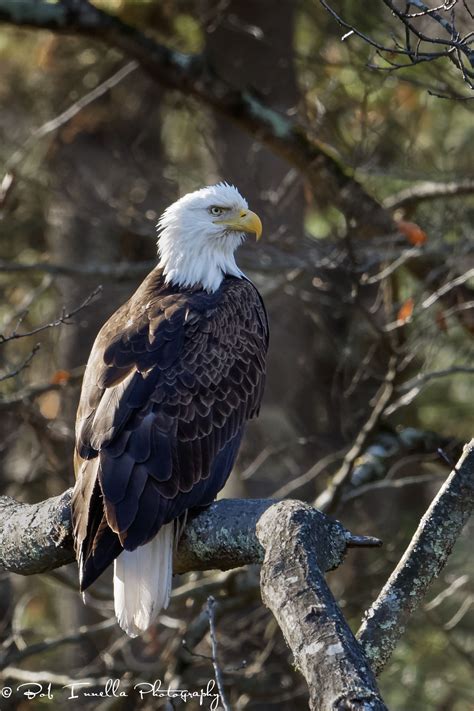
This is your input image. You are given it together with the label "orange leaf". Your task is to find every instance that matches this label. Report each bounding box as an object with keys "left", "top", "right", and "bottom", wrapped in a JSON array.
[
  {"left": 397, "top": 297, "right": 415, "bottom": 324},
  {"left": 50, "top": 369, "right": 70, "bottom": 385},
  {"left": 397, "top": 220, "right": 428, "bottom": 246}
]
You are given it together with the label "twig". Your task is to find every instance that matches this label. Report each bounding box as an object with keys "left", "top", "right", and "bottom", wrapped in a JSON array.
[
  {"left": 6, "top": 62, "right": 138, "bottom": 170},
  {"left": 360, "top": 247, "right": 422, "bottom": 285},
  {"left": 318, "top": 0, "right": 448, "bottom": 60},
  {"left": 384, "top": 178, "right": 474, "bottom": 210},
  {"left": 357, "top": 439, "right": 474, "bottom": 675},
  {"left": 0, "top": 667, "right": 110, "bottom": 688},
  {"left": 443, "top": 593, "right": 473, "bottom": 630},
  {"left": 319, "top": 0, "right": 474, "bottom": 90},
  {"left": 382, "top": 0, "right": 474, "bottom": 68},
  {"left": 0, "top": 344, "right": 40, "bottom": 383},
  {"left": 0, "top": 286, "right": 102, "bottom": 344},
  {"left": 0, "top": 259, "right": 155, "bottom": 280},
  {"left": 0, "top": 172, "right": 14, "bottom": 210},
  {"left": 385, "top": 365, "right": 474, "bottom": 414},
  {"left": 422, "top": 268, "right": 474, "bottom": 309},
  {"left": 272, "top": 449, "right": 345, "bottom": 499},
  {"left": 425, "top": 574, "right": 469, "bottom": 610},
  {"left": 314, "top": 357, "right": 397, "bottom": 512},
  {"left": 0, "top": 619, "right": 115, "bottom": 669},
  {"left": 206, "top": 596, "right": 231, "bottom": 711},
  {"left": 397, "top": 365, "right": 474, "bottom": 393},
  {"left": 341, "top": 472, "right": 445, "bottom": 504}
]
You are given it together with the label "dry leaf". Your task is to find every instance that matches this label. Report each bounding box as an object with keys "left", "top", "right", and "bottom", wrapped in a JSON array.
[
  {"left": 397, "top": 297, "right": 415, "bottom": 324},
  {"left": 50, "top": 369, "right": 71, "bottom": 385},
  {"left": 397, "top": 220, "right": 428, "bottom": 246}
]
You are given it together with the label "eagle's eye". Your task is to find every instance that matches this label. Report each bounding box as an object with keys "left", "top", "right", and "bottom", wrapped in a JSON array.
[{"left": 209, "top": 206, "right": 225, "bottom": 216}]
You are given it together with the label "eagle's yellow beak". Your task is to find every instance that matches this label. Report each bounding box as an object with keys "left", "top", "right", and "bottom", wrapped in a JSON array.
[{"left": 216, "top": 209, "right": 262, "bottom": 240}]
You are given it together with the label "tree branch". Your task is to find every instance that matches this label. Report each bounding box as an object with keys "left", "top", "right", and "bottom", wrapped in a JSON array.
[
  {"left": 314, "top": 356, "right": 397, "bottom": 513},
  {"left": 0, "top": 490, "right": 380, "bottom": 578},
  {"left": 1, "top": 444, "right": 471, "bottom": 702},
  {"left": 257, "top": 500, "right": 387, "bottom": 710},
  {"left": 357, "top": 439, "right": 474, "bottom": 675},
  {"left": 0, "top": 258, "right": 155, "bottom": 281},
  {"left": 0, "top": 285, "right": 102, "bottom": 344},
  {"left": 383, "top": 178, "right": 474, "bottom": 210}
]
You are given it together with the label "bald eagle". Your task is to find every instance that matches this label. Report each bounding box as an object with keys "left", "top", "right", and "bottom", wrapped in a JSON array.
[{"left": 72, "top": 183, "right": 268, "bottom": 637}]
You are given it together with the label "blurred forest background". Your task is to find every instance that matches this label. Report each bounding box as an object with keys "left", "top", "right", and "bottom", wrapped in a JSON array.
[{"left": 0, "top": 1, "right": 473, "bottom": 709}]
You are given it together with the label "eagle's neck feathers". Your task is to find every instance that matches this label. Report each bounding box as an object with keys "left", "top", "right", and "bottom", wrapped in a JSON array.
[{"left": 157, "top": 223, "right": 244, "bottom": 293}]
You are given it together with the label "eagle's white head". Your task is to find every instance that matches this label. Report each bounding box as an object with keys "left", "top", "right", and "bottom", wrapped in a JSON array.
[{"left": 157, "top": 182, "right": 262, "bottom": 293}]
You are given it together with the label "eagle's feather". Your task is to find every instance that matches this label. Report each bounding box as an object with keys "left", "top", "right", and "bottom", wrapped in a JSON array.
[{"left": 71, "top": 267, "right": 268, "bottom": 635}]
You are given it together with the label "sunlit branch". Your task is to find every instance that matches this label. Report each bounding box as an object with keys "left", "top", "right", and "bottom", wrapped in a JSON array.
[
  {"left": 0, "top": 491, "right": 380, "bottom": 577},
  {"left": 257, "top": 500, "right": 388, "bottom": 710},
  {"left": 357, "top": 439, "right": 474, "bottom": 674},
  {"left": 383, "top": 178, "right": 474, "bottom": 210}
]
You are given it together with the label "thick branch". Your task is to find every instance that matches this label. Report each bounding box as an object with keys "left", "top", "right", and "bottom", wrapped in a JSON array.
[
  {"left": 357, "top": 439, "right": 474, "bottom": 675},
  {"left": 0, "top": 490, "right": 379, "bottom": 578},
  {"left": 257, "top": 500, "right": 387, "bottom": 710},
  {"left": 0, "top": 490, "right": 74, "bottom": 575}
]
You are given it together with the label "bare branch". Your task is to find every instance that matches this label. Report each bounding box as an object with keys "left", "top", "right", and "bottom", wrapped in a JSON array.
[
  {"left": 256, "top": 500, "right": 388, "bottom": 710},
  {"left": 0, "top": 343, "right": 40, "bottom": 383},
  {"left": 397, "top": 365, "right": 474, "bottom": 392},
  {"left": 0, "top": 491, "right": 380, "bottom": 578},
  {"left": 357, "top": 439, "right": 474, "bottom": 674},
  {"left": 271, "top": 449, "right": 345, "bottom": 499},
  {"left": 320, "top": 0, "right": 474, "bottom": 90},
  {"left": 6, "top": 62, "right": 138, "bottom": 171},
  {"left": 382, "top": 0, "right": 474, "bottom": 65},
  {"left": 383, "top": 178, "right": 474, "bottom": 210},
  {"left": 0, "top": 619, "right": 115, "bottom": 669},
  {"left": 314, "top": 357, "right": 397, "bottom": 512},
  {"left": 0, "top": 259, "right": 154, "bottom": 280},
  {"left": 206, "top": 597, "right": 231, "bottom": 711},
  {"left": 0, "top": 667, "right": 110, "bottom": 688},
  {"left": 0, "top": 286, "right": 102, "bottom": 345},
  {"left": 0, "top": 171, "right": 15, "bottom": 211},
  {"left": 318, "top": 0, "right": 449, "bottom": 60},
  {"left": 422, "top": 268, "right": 474, "bottom": 309},
  {"left": 342, "top": 472, "right": 445, "bottom": 503}
]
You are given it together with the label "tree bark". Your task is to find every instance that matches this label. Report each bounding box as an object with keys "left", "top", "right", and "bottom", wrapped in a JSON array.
[
  {"left": 0, "top": 492, "right": 380, "bottom": 577},
  {"left": 357, "top": 439, "right": 474, "bottom": 674},
  {"left": 257, "top": 500, "right": 388, "bottom": 710}
]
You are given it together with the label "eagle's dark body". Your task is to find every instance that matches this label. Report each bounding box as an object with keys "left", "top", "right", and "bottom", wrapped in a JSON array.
[{"left": 72, "top": 267, "right": 269, "bottom": 592}]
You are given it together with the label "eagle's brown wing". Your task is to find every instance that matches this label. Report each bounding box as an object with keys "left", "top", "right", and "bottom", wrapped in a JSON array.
[{"left": 72, "top": 269, "right": 268, "bottom": 590}]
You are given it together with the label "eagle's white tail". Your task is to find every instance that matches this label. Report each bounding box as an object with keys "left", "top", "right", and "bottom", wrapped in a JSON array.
[{"left": 113, "top": 523, "right": 174, "bottom": 637}]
